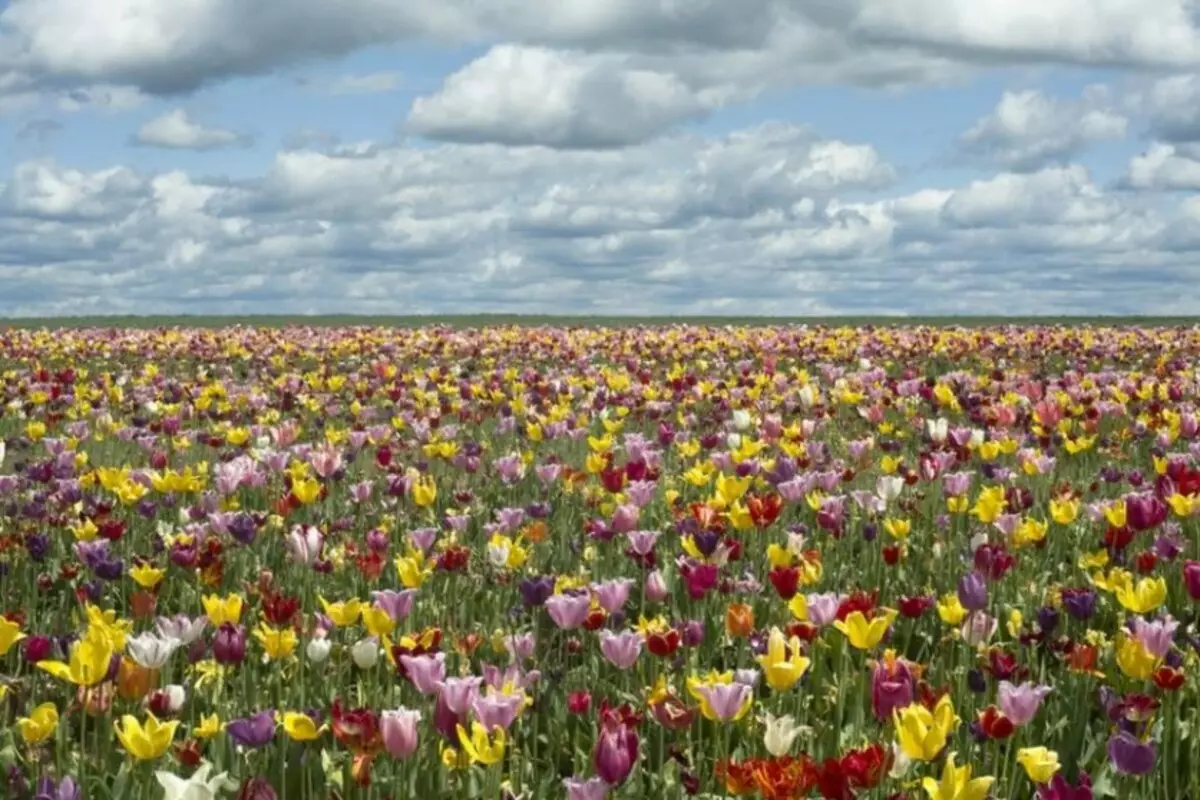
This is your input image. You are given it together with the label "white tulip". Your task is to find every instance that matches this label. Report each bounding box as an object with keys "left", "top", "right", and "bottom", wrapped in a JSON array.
[
  {"left": 306, "top": 637, "right": 332, "bottom": 664},
  {"left": 156, "top": 762, "right": 237, "bottom": 800},
  {"left": 127, "top": 633, "right": 181, "bottom": 669},
  {"left": 762, "top": 713, "right": 802, "bottom": 757},
  {"left": 351, "top": 637, "right": 380, "bottom": 669}
]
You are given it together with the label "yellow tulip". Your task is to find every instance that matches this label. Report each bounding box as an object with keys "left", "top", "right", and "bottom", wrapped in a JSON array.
[
  {"left": 456, "top": 722, "right": 506, "bottom": 765},
  {"left": 937, "top": 594, "right": 967, "bottom": 626},
  {"left": 37, "top": 630, "right": 114, "bottom": 686},
  {"left": 202, "top": 594, "right": 244, "bottom": 626},
  {"left": 253, "top": 624, "right": 298, "bottom": 661},
  {"left": 114, "top": 713, "right": 180, "bottom": 760},
  {"left": 1115, "top": 577, "right": 1167, "bottom": 614},
  {"left": 0, "top": 617, "right": 26, "bottom": 656},
  {"left": 281, "top": 711, "right": 324, "bottom": 742},
  {"left": 319, "top": 597, "right": 363, "bottom": 628},
  {"left": 1017, "top": 747, "right": 1061, "bottom": 784},
  {"left": 756, "top": 627, "right": 811, "bottom": 691},
  {"left": 1049, "top": 497, "right": 1079, "bottom": 525},
  {"left": 291, "top": 477, "right": 322, "bottom": 505},
  {"left": 395, "top": 553, "right": 433, "bottom": 589},
  {"left": 194, "top": 714, "right": 221, "bottom": 739},
  {"left": 970, "top": 487, "right": 1006, "bottom": 525},
  {"left": 834, "top": 609, "right": 898, "bottom": 650},
  {"left": 1115, "top": 635, "right": 1159, "bottom": 681},
  {"left": 17, "top": 703, "right": 59, "bottom": 745},
  {"left": 411, "top": 476, "right": 438, "bottom": 508},
  {"left": 129, "top": 563, "right": 166, "bottom": 589},
  {"left": 362, "top": 606, "right": 397, "bottom": 639},
  {"left": 894, "top": 696, "right": 960, "bottom": 762},
  {"left": 883, "top": 518, "right": 911, "bottom": 540},
  {"left": 922, "top": 752, "right": 994, "bottom": 800}
]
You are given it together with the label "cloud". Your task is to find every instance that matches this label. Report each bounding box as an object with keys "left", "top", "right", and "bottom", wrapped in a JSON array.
[
  {"left": 407, "top": 45, "right": 734, "bottom": 148},
  {"left": 131, "top": 109, "right": 250, "bottom": 150},
  {"left": 848, "top": 0, "right": 1200, "bottom": 68},
  {"left": 1132, "top": 73, "right": 1200, "bottom": 143},
  {"left": 957, "top": 88, "right": 1127, "bottom": 171},
  {"left": 4, "top": 0, "right": 1200, "bottom": 106},
  {"left": 1, "top": 123, "right": 1195, "bottom": 318},
  {"left": 1123, "top": 143, "right": 1200, "bottom": 191}
]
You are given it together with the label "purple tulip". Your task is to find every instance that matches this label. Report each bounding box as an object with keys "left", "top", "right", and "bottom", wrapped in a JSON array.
[
  {"left": 1108, "top": 732, "right": 1156, "bottom": 775},
  {"left": 226, "top": 710, "right": 276, "bottom": 749}
]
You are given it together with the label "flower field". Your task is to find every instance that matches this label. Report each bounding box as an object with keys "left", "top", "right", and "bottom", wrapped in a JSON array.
[{"left": 2, "top": 323, "right": 1200, "bottom": 800}]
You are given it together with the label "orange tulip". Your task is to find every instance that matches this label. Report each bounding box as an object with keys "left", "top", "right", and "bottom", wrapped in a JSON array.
[{"left": 725, "top": 603, "right": 755, "bottom": 638}]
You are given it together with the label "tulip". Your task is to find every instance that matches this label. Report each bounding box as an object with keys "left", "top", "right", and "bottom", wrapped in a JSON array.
[
  {"left": 33, "top": 776, "right": 81, "bottom": 800},
  {"left": 834, "top": 609, "right": 898, "bottom": 650},
  {"left": 156, "top": 762, "right": 237, "bottom": 800},
  {"left": 201, "top": 595, "right": 243, "bottom": 626},
  {"left": 592, "top": 719, "right": 638, "bottom": 786},
  {"left": 36, "top": 630, "right": 113, "bottom": 687},
  {"left": 471, "top": 690, "right": 524, "bottom": 731},
  {"left": 997, "top": 681, "right": 1051, "bottom": 726},
  {"left": 693, "top": 682, "right": 753, "bottom": 722},
  {"left": 253, "top": 624, "right": 298, "bottom": 661},
  {"left": 1114, "top": 577, "right": 1167, "bottom": 614},
  {"left": 1108, "top": 732, "right": 1156, "bottom": 775},
  {"left": 400, "top": 653, "right": 446, "bottom": 694},
  {"left": 380, "top": 708, "right": 421, "bottom": 759},
  {"left": 762, "top": 712, "right": 801, "bottom": 757},
  {"left": 545, "top": 593, "right": 592, "bottom": 630},
  {"left": 114, "top": 713, "right": 180, "bottom": 760},
  {"left": 212, "top": 624, "right": 247, "bottom": 665},
  {"left": 456, "top": 722, "right": 505, "bottom": 765},
  {"left": 306, "top": 636, "right": 332, "bottom": 663},
  {"left": 871, "top": 650, "right": 915, "bottom": 720},
  {"left": 226, "top": 710, "right": 277, "bottom": 749},
  {"left": 17, "top": 703, "right": 59, "bottom": 744},
  {"left": 921, "top": 752, "right": 993, "bottom": 800},
  {"left": 956, "top": 571, "right": 988, "bottom": 611},
  {"left": 1017, "top": 747, "right": 1061, "bottom": 784},
  {"left": 598, "top": 630, "right": 642, "bottom": 670},
  {"left": 756, "top": 627, "right": 811, "bottom": 691},
  {"left": 281, "top": 711, "right": 323, "bottom": 742},
  {"left": 350, "top": 637, "right": 380, "bottom": 669},
  {"left": 564, "top": 776, "right": 610, "bottom": 800},
  {"left": 1183, "top": 560, "right": 1200, "bottom": 600},
  {"left": 894, "top": 696, "right": 959, "bottom": 762}
]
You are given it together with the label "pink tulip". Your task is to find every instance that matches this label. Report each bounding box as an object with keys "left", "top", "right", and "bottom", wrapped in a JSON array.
[
  {"left": 380, "top": 708, "right": 421, "bottom": 759},
  {"left": 545, "top": 593, "right": 591, "bottom": 630},
  {"left": 598, "top": 630, "right": 642, "bottom": 670}
]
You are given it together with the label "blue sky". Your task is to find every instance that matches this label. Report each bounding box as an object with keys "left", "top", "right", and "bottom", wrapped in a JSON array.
[{"left": 1, "top": 1, "right": 1199, "bottom": 316}]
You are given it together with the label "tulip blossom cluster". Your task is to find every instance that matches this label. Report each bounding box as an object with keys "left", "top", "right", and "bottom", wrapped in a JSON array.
[{"left": 0, "top": 324, "right": 1198, "bottom": 799}]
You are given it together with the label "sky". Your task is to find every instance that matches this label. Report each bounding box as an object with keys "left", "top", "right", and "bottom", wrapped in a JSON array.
[{"left": 1, "top": 1, "right": 1200, "bottom": 317}]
